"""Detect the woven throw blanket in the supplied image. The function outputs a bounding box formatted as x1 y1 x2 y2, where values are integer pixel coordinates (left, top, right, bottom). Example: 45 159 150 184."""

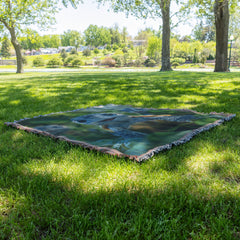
5 104 235 162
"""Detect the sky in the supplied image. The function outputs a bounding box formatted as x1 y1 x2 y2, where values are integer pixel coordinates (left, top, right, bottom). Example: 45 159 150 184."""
40 1 195 37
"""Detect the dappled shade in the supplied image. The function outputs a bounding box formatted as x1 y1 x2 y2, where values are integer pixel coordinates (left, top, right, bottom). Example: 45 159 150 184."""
5 104 235 162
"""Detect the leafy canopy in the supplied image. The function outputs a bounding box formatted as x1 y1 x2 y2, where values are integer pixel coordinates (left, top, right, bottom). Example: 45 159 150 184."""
61 30 83 47
0 0 61 31
187 0 239 16
84 25 111 47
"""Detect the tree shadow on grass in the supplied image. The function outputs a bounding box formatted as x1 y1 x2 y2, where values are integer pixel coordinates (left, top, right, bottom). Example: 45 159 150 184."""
1 71 240 239
0 71 224 120
0 132 240 239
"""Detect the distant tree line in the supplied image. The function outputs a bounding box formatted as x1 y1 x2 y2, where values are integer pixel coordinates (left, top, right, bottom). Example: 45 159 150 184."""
1 26 240 67
0 0 239 73
13 25 130 52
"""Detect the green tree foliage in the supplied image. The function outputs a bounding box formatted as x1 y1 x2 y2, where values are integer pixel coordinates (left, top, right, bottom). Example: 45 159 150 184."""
82 48 91 57
134 28 154 43
170 38 216 61
0 0 61 73
0 36 11 59
0 0 82 73
73 24 130 48
61 30 83 49
229 5 240 40
122 46 128 53
193 21 215 42
179 35 192 42
146 36 162 63
231 40 240 62
62 0 82 8
19 29 42 51
94 48 100 54
20 34 62 49
84 25 111 47
112 43 119 50
41 34 61 48
135 45 145 58
121 27 129 44
109 24 121 45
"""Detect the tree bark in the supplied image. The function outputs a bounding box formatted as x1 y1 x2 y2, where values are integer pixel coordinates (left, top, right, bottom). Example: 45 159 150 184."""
160 0 172 71
9 27 24 73
214 0 229 72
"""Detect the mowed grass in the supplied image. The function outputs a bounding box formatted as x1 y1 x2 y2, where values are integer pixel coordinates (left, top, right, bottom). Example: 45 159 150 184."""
0 71 239 239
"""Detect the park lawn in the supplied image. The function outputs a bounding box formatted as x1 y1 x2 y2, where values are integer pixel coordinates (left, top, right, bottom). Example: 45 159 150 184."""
0 71 239 239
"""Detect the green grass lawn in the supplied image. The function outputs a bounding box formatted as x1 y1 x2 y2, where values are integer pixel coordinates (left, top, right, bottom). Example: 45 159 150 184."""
0 71 239 239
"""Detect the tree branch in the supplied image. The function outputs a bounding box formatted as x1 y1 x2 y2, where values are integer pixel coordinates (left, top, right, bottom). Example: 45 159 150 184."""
0 17 11 30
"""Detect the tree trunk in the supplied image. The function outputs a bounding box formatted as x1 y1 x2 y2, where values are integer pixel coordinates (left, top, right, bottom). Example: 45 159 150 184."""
214 0 229 72
9 27 24 73
160 0 172 71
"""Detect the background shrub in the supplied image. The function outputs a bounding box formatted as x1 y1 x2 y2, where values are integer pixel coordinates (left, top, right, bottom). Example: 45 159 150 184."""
47 57 63 68
60 49 68 60
93 48 99 54
126 60 134 67
122 47 128 53
33 56 45 67
133 58 143 67
71 57 83 67
82 49 91 57
123 53 130 67
106 45 112 51
114 49 124 55
102 57 116 67
70 48 78 55
170 58 185 65
112 44 119 51
171 62 180 68
112 55 123 67
144 58 156 67
103 49 108 55
64 56 83 67
94 58 101 66
64 56 75 66
200 56 207 64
